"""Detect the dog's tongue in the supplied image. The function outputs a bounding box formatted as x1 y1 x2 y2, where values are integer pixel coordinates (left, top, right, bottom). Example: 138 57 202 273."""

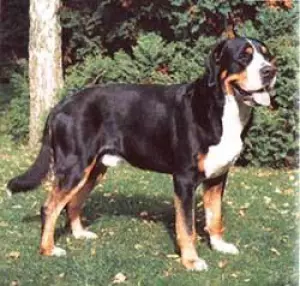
252 91 270 106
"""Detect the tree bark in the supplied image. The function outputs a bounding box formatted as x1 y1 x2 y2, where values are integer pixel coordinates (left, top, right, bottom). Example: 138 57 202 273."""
29 0 63 147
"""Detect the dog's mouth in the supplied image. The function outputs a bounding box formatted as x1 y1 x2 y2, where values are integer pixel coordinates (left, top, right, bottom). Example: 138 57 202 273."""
232 84 274 107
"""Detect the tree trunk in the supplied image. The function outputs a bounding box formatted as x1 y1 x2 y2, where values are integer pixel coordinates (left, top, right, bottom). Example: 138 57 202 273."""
29 0 63 147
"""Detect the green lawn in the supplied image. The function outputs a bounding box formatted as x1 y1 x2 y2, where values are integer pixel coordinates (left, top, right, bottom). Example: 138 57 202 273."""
0 135 298 286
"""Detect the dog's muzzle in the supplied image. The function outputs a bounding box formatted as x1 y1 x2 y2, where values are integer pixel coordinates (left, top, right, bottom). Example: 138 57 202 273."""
233 84 275 107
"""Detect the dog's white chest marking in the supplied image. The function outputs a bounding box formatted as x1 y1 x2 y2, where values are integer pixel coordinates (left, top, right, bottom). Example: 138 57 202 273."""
203 96 244 178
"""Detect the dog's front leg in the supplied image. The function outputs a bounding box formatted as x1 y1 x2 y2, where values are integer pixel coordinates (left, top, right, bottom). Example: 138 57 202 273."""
173 173 208 271
203 173 239 254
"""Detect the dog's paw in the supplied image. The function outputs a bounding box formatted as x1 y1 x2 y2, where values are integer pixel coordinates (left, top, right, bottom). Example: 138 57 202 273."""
40 246 67 256
73 229 98 240
210 237 239 255
182 258 208 271
51 246 67 257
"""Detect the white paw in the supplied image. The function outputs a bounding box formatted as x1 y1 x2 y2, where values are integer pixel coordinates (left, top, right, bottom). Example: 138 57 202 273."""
51 246 67 257
210 237 239 255
192 258 209 271
73 229 98 240
183 258 209 271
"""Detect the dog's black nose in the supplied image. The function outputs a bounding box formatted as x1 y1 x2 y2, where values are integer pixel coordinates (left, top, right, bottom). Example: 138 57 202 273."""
260 65 277 83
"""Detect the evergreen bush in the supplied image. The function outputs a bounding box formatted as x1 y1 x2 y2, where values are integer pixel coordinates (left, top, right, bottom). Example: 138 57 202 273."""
6 3 298 168
6 64 29 142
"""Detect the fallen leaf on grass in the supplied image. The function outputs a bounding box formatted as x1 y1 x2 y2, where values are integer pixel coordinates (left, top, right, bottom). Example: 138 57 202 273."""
134 244 143 250
239 202 250 217
112 273 127 284
12 205 22 209
218 259 229 269
6 251 20 259
91 248 96 256
282 188 294 196
103 193 113 198
270 248 280 256
289 175 295 181
166 254 179 259
0 221 8 227
263 196 272 205
240 203 250 210
163 270 171 277
239 209 246 217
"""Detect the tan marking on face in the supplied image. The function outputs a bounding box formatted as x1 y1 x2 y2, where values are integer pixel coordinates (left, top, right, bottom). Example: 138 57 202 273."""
40 158 98 255
261 46 267 54
203 180 225 238
174 194 198 268
197 153 206 173
223 71 247 95
245 46 253 54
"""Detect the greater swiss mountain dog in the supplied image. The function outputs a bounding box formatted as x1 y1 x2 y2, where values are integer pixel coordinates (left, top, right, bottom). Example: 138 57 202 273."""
8 35 276 271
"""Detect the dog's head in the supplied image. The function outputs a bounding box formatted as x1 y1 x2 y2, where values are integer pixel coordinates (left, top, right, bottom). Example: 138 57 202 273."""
207 37 277 106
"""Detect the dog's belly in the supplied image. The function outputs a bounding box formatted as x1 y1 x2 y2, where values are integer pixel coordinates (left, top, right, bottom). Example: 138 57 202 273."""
203 96 244 178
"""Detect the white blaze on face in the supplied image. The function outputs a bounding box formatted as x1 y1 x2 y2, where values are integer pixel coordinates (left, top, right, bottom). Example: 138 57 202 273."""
241 40 272 91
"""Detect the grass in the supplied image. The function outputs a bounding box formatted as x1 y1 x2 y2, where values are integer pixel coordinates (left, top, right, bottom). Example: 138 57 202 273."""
0 135 298 286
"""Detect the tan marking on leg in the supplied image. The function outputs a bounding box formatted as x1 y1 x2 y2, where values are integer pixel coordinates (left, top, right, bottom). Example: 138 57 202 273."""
203 180 225 238
40 158 97 255
174 194 207 271
67 165 106 237
203 176 239 255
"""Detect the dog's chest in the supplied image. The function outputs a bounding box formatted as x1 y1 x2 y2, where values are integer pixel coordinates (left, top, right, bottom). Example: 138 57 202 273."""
203 96 244 178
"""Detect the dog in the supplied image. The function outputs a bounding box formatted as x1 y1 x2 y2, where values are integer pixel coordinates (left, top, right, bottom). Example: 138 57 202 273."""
8 35 276 271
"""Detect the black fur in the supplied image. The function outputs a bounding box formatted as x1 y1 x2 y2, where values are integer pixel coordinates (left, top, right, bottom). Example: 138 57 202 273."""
7 119 52 193
7 37 275 194
7 38 275 261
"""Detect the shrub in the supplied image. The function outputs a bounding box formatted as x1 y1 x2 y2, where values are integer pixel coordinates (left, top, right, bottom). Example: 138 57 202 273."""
6 64 30 142
64 33 215 91
237 6 298 167
6 4 298 168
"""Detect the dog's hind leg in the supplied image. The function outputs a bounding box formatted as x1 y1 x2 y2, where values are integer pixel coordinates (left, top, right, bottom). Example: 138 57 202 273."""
40 158 97 256
203 173 239 255
66 163 107 240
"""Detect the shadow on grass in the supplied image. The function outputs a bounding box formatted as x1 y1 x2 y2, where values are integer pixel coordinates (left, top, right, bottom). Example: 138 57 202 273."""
23 191 209 253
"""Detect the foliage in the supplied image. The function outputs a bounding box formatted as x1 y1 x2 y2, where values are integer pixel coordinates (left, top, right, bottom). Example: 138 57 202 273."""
237 5 298 167
64 33 215 91
0 0 29 78
4 2 298 167
6 64 30 142
61 0 260 62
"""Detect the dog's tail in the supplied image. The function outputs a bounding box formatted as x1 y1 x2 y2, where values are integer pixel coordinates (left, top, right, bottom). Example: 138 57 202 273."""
7 117 52 194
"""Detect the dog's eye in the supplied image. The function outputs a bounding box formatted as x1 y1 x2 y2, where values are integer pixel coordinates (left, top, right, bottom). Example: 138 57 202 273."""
237 51 252 65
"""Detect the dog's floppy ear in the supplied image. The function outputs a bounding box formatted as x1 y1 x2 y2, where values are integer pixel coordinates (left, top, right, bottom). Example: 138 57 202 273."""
207 40 226 87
